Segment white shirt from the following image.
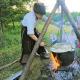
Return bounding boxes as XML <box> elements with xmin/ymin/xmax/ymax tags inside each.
<box><xmin>21</xmin><ymin>11</ymin><xmax>37</xmax><ymax>35</ymax></box>
<box><xmin>21</xmin><ymin>11</ymin><xmax>47</xmax><ymax>35</ymax></box>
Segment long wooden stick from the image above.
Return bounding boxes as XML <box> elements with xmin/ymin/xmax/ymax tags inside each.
<box><xmin>0</xmin><ymin>59</ymin><xmax>19</xmax><ymax>71</ymax></box>
<box><xmin>19</xmin><ymin>2</ymin><xmax>59</xmax><ymax>80</ymax></box>
<box><xmin>59</xmin><ymin>0</ymin><xmax>80</xmax><ymax>42</ymax></box>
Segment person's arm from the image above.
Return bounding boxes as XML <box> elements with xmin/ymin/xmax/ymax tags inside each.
<box><xmin>29</xmin><ymin>34</ymin><xmax>45</xmax><ymax>46</ymax></box>
<box><xmin>26</xmin><ymin>18</ymin><xmax>45</xmax><ymax>46</ymax></box>
<box><xmin>29</xmin><ymin>34</ymin><xmax>38</xmax><ymax>41</ymax></box>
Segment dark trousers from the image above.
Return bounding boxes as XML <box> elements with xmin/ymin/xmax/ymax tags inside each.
<box><xmin>20</xmin><ymin>27</ymin><xmax>46</xmax><ymax>64</ymax></box>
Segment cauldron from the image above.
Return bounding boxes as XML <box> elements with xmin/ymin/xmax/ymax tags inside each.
<box><xmin>50</xmin><ymin>43</ymin><xmax>75</xmax><ymax>66</ymax></box>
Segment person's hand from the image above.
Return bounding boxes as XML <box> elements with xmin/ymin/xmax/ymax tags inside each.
<box><xmin>40</xmin><ymin>42</ymin><xmax>45</xmax><ymax>46</ymax></box>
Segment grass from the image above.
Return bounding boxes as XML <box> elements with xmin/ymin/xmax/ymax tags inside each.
<box><xmin>0</xmin><ymin>21</ymin><xmax>80</xmax><ymax>80</ymax></box>
<box><xmin>0</xmin><ymin>63</ymin><xmax>22</xmax><ymax>80</ymax></box>
<box><xmin>0</xmin><ymin>22</ymin><xmax>22</xmax><ymax>79</ymax></box>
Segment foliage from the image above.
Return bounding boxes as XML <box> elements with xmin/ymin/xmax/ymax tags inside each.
<box><xmin>46</xmin><ymin>12</ymin><xmax>80</xmax><ymax>22</ymax></box>
<box><xmin>0</xmin><ymin>0</ymin><xmax>35</xmax><ymax>31</ymax></box>
<box><xmin>0</xmin><ymin>22</ymin><xmax>22</xmax><ymax>79</ymax></box>
<box><xmin>0</xmin><ymin>0</ymin><xmax>35</xmax><ymax>48</ymax></box>
<box><xmin>0</xmin><ymin>22</ymin><xmax>21</xmax><ymax>66</ymax></box>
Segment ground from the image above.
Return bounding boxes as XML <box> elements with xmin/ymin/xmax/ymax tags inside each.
<box><xmin>0</xmin><ymin>21</ymin><xmax>80</xmax><ymax>80</ymax></box>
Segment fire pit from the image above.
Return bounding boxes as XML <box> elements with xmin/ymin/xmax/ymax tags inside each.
<box><xmin>52</xmin><ymin>61</ymin><xmax>80</xmax><ymax>80</ymax></box>
<box><xmin>49</xmin><ymin>43</ymin><xmax>80</xmax><ymax>80</ymax></box>
<box><xmin>39</xmin><ymin>43</ymin><xmax>80</xmax><ymax>80</ymax></box>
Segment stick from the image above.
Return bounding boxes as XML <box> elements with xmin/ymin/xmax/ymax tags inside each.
<box><xmin>19</xmin><ymin>2</ymin><xmax>59</xmax><ymax>80</ymax></box>
<box><xmin>0</xmin><ymin>58</ymin><xmax>19</xmax><ymax>71</ymax></box>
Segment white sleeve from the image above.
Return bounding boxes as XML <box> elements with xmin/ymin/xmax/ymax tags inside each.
<box><xmin>21</xmin><ymin>13</ymin><xmax>36</xmax><ymax>35</ymax></box>
<box><xmin>27</xmin><ymin>19</ymin><xmax>35</xmax><ymax>35</ymax></box>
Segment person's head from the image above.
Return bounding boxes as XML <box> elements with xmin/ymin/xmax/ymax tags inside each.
<box><xmin>33</xmin><ymin>3</ymin><xmax>46</xmax><ymax>19</ymax></box>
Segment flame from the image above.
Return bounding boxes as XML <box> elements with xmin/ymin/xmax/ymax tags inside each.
<box><xmin>50</xmin><ymin>53</ymin><xmax>61</xmax><ymax>70</ymax></box>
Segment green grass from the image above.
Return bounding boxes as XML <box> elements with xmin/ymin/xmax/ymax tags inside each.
<box><xmin>0</xmin><ymin>63</ymin><xmax>22</xmax><ymax>80</ymax></box>
<box><xmin>0</xmin><ymin>21</ymin><xmax>80</xmax><ymax>80</ymax></box>
<box><xmin>0</xmin><ymin>22</ymin><xmax>21</xmax><ymax>66</ymax></box>
<box><xmin>0</xmin><ymin>22</ymin><xmax>22</xmax><ymax>79</ymax></box>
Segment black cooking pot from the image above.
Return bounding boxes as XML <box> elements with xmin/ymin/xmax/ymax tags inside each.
<box><xmin>50</xmin><ymin>43</ymin><xmax>75</xmax><ymax>67</ymax></box>
<box><xmin>52</xmin><ymin>51</ymin><xmax>74</xmax><ymax>66</ymax></box>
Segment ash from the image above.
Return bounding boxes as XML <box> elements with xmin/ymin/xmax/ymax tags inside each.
<box><xmin>52</xmin><ymin>61</ymin><xmax>80</xmax><ymax>80</ymax></box>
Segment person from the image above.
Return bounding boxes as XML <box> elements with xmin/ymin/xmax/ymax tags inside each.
<box><xmin>20</xmin><ymin>3</ymin><xmax>49</xmax><ymax>66</ymax></box>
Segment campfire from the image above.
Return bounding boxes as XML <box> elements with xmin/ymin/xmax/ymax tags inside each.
<box><xmin>49</xmin><ymin>43</ymin><xmax>80</xmax><ymax>80</ymax></box>
<box><xmin>39</xmin><ymin>43</ymin><xmax>80</xmax><ymax>80</ymax></box>
<box><xmin>50</xmin><ymin>43</ymin><xmax>74</xmax><ymax>70</ymax></box>
<box><xmin>50</xmin><ymin>52</ymin><xmax>61</xmax><ymax>70</ymax></box>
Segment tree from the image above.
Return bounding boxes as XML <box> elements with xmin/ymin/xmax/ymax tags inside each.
<box><xmin>0</xmin><ymin>0</ymin><xmax>35</xmax><ymax>48</ymax></box>
<box><xmin>0</xmin><ymin>0</ymin><xmax>35</xmax><ymax>30</ymax></box>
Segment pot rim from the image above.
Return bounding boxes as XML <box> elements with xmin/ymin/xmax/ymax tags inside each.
<box><xmin>50</xmin><ymin>48</ymin><xmax>75</xmax><ymax>54</ymax></box>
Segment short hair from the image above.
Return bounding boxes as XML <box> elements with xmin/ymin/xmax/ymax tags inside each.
<box><xmin>33</xmin><ymin>3</ymin><xmax>46</xmax><ymax>15</ymax></box>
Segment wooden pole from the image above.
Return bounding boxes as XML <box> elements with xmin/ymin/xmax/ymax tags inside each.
<box><xmin>59</xmin><ymin>4</ymin><xmax>64</xmax><ymax>42</ymax></box>
<box><xmin>19</xmin><ymin>1</ymin><xmax>59</xmax><ymax>80</ymax></box>
<box><xmin>59</xmin><ymin>0</ymin><xmax>80</xmax><ymax>42</ymax></box>
<box><xmin>0</xmin><ymin>59</ymin><xmax>19</xmax><ymax>71</ymax></box>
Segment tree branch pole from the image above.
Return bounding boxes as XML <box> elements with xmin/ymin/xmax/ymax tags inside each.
<box><xmin>59</xmin><ymin>0</ymin><xmax>80</xmax><ymax>42</ymax></box>
<box><xmin>19</xmin><ymin>2</ymin><xmax>59</xmax><ymax>80</ymax></box>
<box><xmin>0</xmin><ymin>58</ymin><xmax>19</xmax><ymax>71</ymax></box>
